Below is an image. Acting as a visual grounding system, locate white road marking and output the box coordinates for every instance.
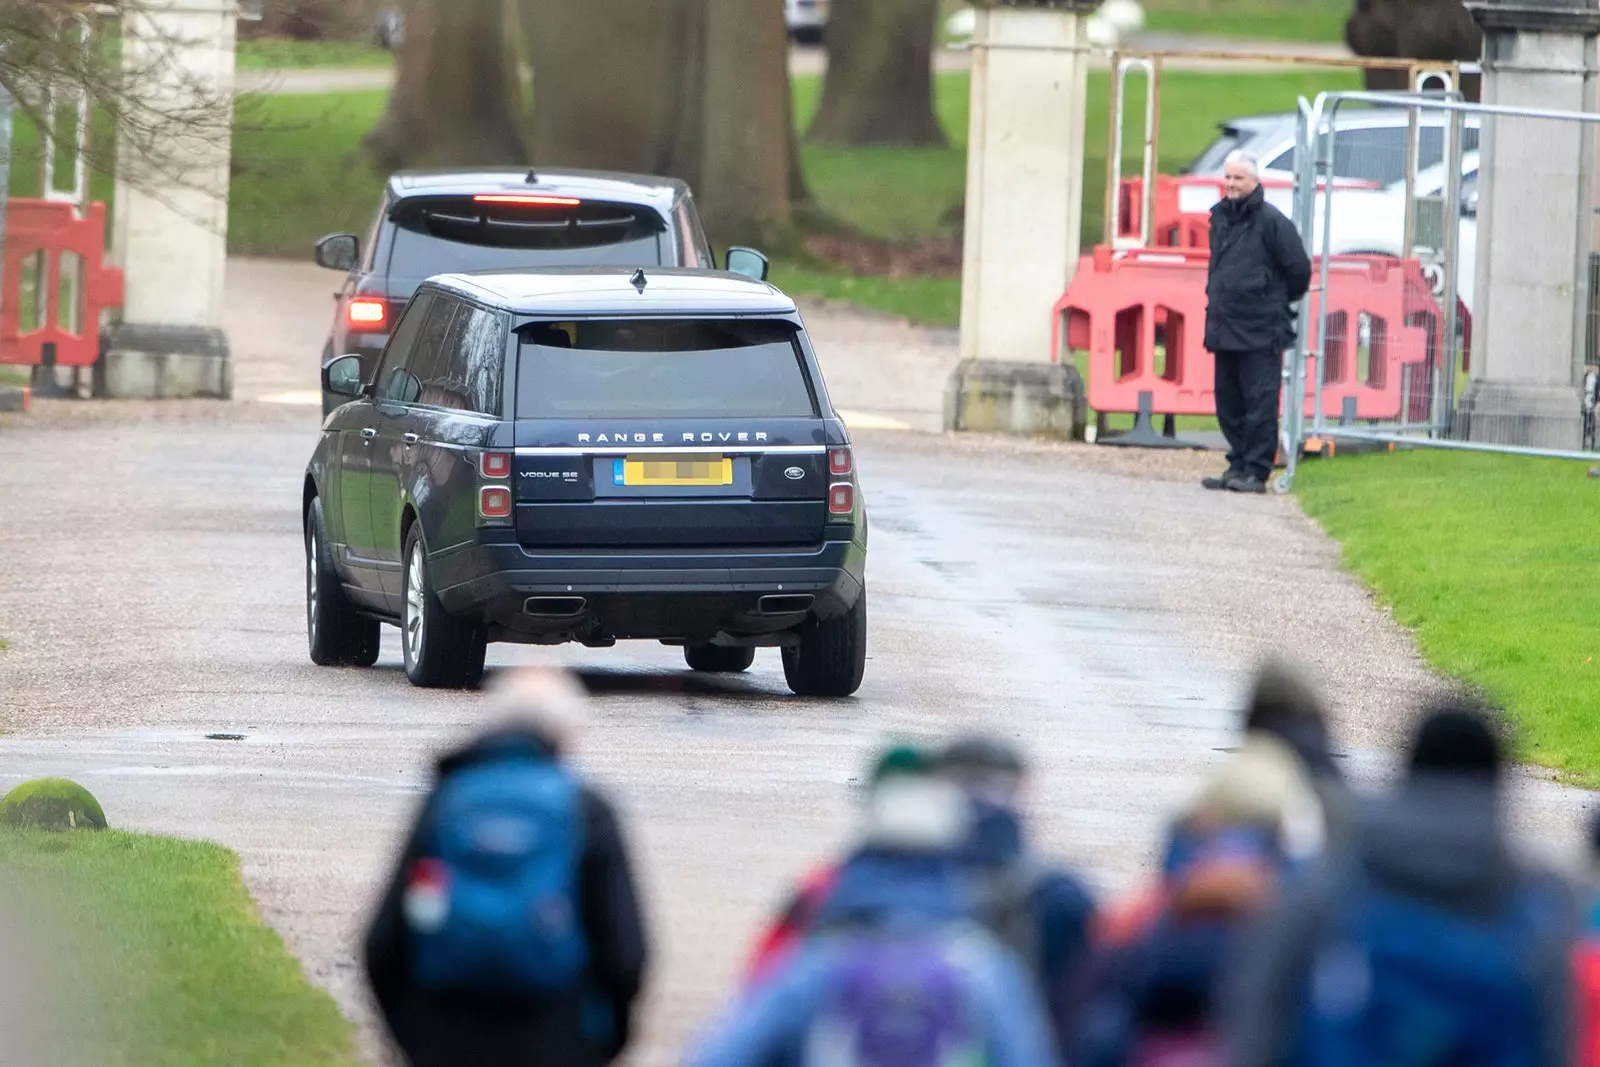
[254,391,323,406]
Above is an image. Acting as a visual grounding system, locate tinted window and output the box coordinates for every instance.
[370,291,433,393]
[380,295,457,404]
[517,318,817,419]
[1333,127,1409,184]
[415,304,505,415]
[386,197,669,287]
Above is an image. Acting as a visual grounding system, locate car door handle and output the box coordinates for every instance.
[361,428,377,439]
[403,433,419,445]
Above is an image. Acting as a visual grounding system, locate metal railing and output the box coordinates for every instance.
[1277,90,1600,491]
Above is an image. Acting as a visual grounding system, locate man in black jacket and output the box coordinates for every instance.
[1203,150,1312,494]
[364,667,649,1067]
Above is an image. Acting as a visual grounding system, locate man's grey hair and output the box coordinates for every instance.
[1224,149,1259,178]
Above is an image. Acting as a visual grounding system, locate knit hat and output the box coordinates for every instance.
[869,744,933,787]
[1243,658,1338,778]
[1408,702,1502,782]
[484,666,589,753]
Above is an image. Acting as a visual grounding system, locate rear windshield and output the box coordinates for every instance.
[387,197,668,285]
[1184,125,1251,174]
[516,318,817,419]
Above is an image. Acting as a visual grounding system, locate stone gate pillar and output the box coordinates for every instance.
[1456,0,1600,447]
[944,0,1101,439]
[102,0,240,399]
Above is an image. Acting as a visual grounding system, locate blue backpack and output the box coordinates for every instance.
[803,930,987,1067]
[1292,869,1557,1067]
[404,754,588,997]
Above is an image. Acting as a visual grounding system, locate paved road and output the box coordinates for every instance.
[0,259,1589,1065]
[236,35,1358,95]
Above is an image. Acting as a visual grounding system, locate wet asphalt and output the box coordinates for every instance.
[0,260,1592,1065]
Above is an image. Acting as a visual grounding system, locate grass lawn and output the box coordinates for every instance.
[0,828,359,1067]
[236,37,394,69]
[1294,449,1600,780]
[1137,0,1351,43]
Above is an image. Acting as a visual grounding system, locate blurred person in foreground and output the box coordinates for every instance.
[935,735,1097,1050]
[1221,700,1578,1067]
[363,667,649,1067]
[1201,149,1312,495]
[1066,736,1304,1067]
[692,748,1057,1067]
[1571,811,1600,1067]
[741,745,932,987]
[1095,660,1336,952]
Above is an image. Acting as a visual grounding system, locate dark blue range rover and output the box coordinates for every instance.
[303,267,867,696]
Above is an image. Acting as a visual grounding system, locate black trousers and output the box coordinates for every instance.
[1213,348,1280,481]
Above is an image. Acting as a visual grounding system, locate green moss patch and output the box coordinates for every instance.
[0,778,107,831]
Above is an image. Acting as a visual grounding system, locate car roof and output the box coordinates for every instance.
[386,168,688,214]
[429,267,801,317]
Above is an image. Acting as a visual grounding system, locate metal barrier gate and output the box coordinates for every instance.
[1277,90,1600,491]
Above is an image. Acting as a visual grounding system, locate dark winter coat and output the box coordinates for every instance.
[1219,774,1579,1067]
[363,729,649,1067]
[1205,184,1312,355]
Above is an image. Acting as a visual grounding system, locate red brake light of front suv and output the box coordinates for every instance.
[828,482,854,516]
[828,447,853,477]
[348,298,386,328]
[480,451,512,479]
[479,486,512,519]
[473,194,582,207]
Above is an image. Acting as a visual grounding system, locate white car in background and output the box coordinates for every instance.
[785,0,829,44]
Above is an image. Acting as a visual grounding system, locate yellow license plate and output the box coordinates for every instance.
[617,455,733,486]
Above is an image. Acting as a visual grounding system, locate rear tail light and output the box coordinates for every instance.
[348,298,386,328]
[828,482,854,515]
[828,447,853,477]
[479,486,512,519]
[480,451,512,479]
[473,194,581,207]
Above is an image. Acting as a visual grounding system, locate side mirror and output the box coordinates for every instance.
[725,246,771,281]
[315,232,360,272]
[322,353,366,398]
[1461,186,1478,218]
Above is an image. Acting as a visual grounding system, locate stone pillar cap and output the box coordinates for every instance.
[1466,0,1600,33]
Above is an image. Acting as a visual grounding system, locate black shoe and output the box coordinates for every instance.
[1224,473,1268,494]
[1201,470,1238,490]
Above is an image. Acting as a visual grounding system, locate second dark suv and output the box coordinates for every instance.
[303,267,868,698]
[313,167,767,414]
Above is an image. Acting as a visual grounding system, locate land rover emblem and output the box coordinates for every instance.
[783,466,806,481]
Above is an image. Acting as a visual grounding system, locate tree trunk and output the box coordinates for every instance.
[806,0,945,148]
[1346,0,1482,100]
[520,0,703,182]
[365,0,525,172]
[698,0,793,244]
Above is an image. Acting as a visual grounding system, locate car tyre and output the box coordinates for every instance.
[782,591,866,697]
[402,526,485,689]
[305,496,380,668]
[684,643,756,673]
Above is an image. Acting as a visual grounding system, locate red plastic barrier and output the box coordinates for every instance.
[1053,245,1443,423]
[0,199,125,368]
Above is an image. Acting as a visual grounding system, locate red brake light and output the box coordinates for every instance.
[473,194,582,207]
[828,447,853,477]
[348,298,386,327]
[480,451,512,479]
[479,486,512,519]
[828,482,854,515]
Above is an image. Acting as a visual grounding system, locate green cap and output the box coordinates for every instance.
[870,744,931,786]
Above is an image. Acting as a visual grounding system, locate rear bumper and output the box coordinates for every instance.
[432,534,866,641]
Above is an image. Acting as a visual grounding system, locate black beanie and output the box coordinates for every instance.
[1244,659,1336,776]
[1408,703,1502,781]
